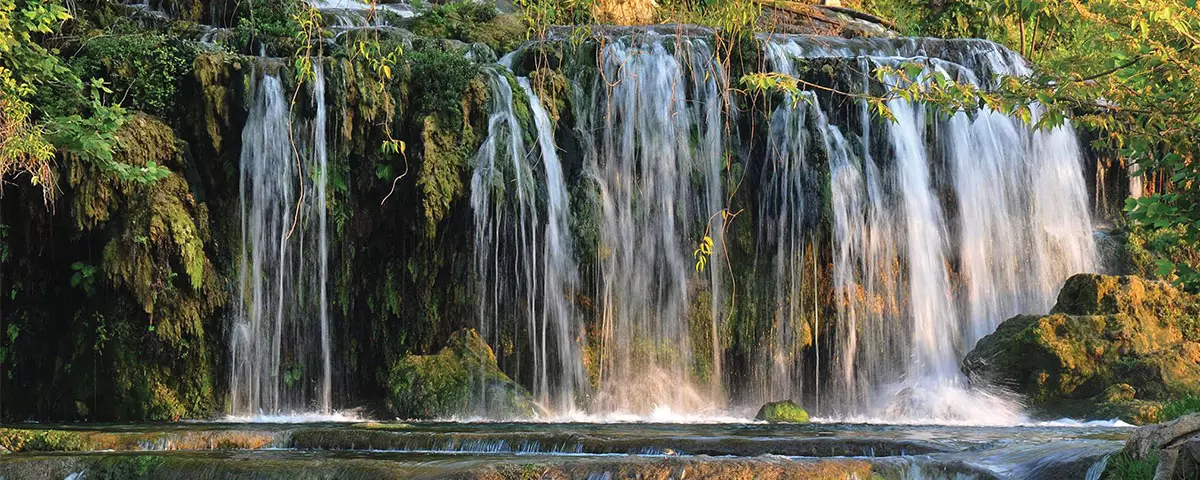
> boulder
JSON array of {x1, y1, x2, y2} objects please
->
[
  {"x1": 1126, "y1": 414, "x2": 1200, "y2": 459},
  {"x1": 755, "y1": 400, "x2": 810, "y2": 423},
  {"x1": 386, "y1": 329, "x2": 537, "y2": 420},
  {"x1": 1123, "y1": 414, "x2": 1200, "y2": 479},
  {"x1": 962, "y1": 274, "x2": 1200, "y2": 423}
]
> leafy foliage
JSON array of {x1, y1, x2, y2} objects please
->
[
  {"x1": 0, "y1": 0, "x2": 73, "y2": 203},
  {"x1": 408, "y1": 49, "x2": 481, "y2": 117},
  {"x1": 1158, "y1": 394, "x2": 1200, "y2": 423},
  {"x1": 70, "y1": 34, "x2": 198, "y2": 118},
  {"x1": 1103, "y1": 450, "x2": 1158, "y2": 480}
]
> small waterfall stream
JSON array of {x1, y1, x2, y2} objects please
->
[{"x1": 230, "y1": 65, "x2": 333, "y2": 416}]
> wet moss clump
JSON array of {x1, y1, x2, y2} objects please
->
[
  {"x1": 0, "y1": 429, "x2": 85, "y2": 453},
  {"x1": 755, "y1": 400, "x2": 811, "y2": 423},
  {"x1": 386, "y1": 329, "x2": 537, "y2": 419}
]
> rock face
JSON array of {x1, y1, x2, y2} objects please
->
[
  {"x1": 962, "y1": 274, "x2": 1200, "y2": 423},
  {"x1": 386, "y1": 329, "x2": 537, "y2": 419},
  {"x1": 1124, "y1": 413, "x2": 1200, "y2": 479},
  {"x1": 755, "y1": 400, "x2": 811, "y2": 423}
]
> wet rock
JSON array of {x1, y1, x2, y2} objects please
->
[
  {"x1": 755, "y1": 400, "x2": 810, "y2": 423},
  {"x1": 386, "y1": 329, "x2": 537, "y2": 419},
  {"x1": 962, "y1": 274, "x2": 1200, "y2": 423}
]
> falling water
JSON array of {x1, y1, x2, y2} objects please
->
[
  {"x1": 230, "y1": 65, "x2": 333, "y2": 415},
  {"x1": 762, "y1": 37, "x2": 1096, "y2": 421},
  {"x1": 471, "y1": 67, "x2": 586, "y2": 414},
  {"x1": 469, "y1": 33, "x2": 1095, "y2": 422},
  {"x1": 583, "y1": 35, "x2": 728, "y2": 414}
]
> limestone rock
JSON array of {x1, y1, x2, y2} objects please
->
[
  {"x1": 593, "y1": 0, "x2": 658, "y2": 25},
  {"x1": 962, "y1": 274, "x2": 1200, "y2": 423},
  {"x1": 1126, "y1": 414, "x2": 1200, "y2": 459},
  {"x1": 386, "y1": 329, "x2": 537, "y2": 419},
  {"x1": 755, "y1": 400, "x2": 810, "y2": 423}
]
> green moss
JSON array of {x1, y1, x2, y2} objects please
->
[
  {"x1": 0, "y1": 429, "x2": 85, "y2": 453},
  {"x1": 755, "y1": 400, "x2": 810, "y2": 423},
  {"x1": 410, "y1": 2, "x2": 526, "y2": 54},
  {"x1": 386, "y1": 329, "x2": 536, "y2": 419},
  {"x1": 147, "y1": 381, "x2": 187, "y2": 422},
  {"x1": 528, "y1": 68, "x2": 572, "y2": 125},
  {"x1": 193, "y1": 53, "x2": 237, "y2": 153},
  {"x1": 964, "y1": 274, "x2": 1200, "y2": 423},
  {"x1": 408, "y1": 48, "x2": 480, "y2": 119},
  {"x1": 51, "y1": 112, "x2": 223, "y2": 421}
]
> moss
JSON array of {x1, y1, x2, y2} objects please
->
[
  {"x1": 964, "y1": 274, "x2": 1200, "y2": 423},
  {"x1": 193, "y1": 53, "x2": 237, "y2": 153},
  {"x1": 51, "y1": 112, "x2": 224, "y2": 421},
  {"x1": 386, "y1": 329, "x2": 536, "y2": 419},
  {"x1": 408, "y1": 48, "x2": 480, "y2": 119},
  {"x1": 0, "y1": 429, "x2": 85, "y2": 453},
  {"x1": 528, "y1": 68, "x2": 572, "y2": 126},
  {"x1": 410, "y1": 2, "x2": 526, "y2": 54},
  {"x1": 147, "y1": 381, "x2": 186, "y2": 422},
  {"x1": 755, "y1": 400, "x2": 810, "y2": 423},
  {"x1": 418, "y1": 115, "x2": 469, "y2": 239}
]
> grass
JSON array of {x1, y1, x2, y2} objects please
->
[
  {"x1": 1103, "y1": 451, "x2": 1158, "y2": 480},
  {"x1": 1158, "y1": 394, "x2": 1200, "y2": 422}
]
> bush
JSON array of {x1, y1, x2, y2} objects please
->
[
  {"x1": 70, "y1": 34, "x2": 197, "y2": 119},
  {"x1": 411, "y1": 1, "x2": 525, "y2": 53},
  {"x1": 229, "y1": 0, "x2": 307, "y2": 56},
  {"x1": 1158, "y1": 395, "x2": 1200, "y2": 423},
  {"x1": 407, "y1": 49, "x2": 480, "y2": 117}
]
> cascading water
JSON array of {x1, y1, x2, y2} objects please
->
[
  {"x1": 471, "y1": 66, "x2": 586, "y2": 415},
  {"x1": 230, "y1": 65, "x2": 333, "y2": 416},
  {"x1": 470, "y1": 33, "x2": 1095, "y2": 422},
  {"x1": 761, "y1": 37, "x2": 1096, "y2": 421},
  {"x1": 585, "y1": 35, "x2": 729, "y2": 414}
]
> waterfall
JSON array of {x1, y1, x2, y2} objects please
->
[
  {"x1": 230, "y1": 65, "x2": 333, "y2": 416},
  {"x1": 469, "y1": 33, "x2": 1095, "y2": 421},
  {"x1": 471, "y1": 67, "x2": 586, "y2": 415},
  {"x1": 761, "y1": 37, "x2": 1096, "y2": 420},
  {"x1": 584, "y1": 35, "x2": 728, "y2": 414}
]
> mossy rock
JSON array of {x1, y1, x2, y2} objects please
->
[
  {"x1": 386, "y1": 329, "x2": 536, "y2": 419},
  {"x1": 755, "y1": 400, "x2": 810, "y2": 423},
  {"x1": 0, "y1": 429, "x2": 85, "y2": 453},
  {"x1": 962, "y1": 274, "x2": 1200, "y2": 424}
]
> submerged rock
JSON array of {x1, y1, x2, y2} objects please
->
[
  {"x1": 755, "y1": 400, "x2": 811, "y2": 423},
  {"x1": 386, "y1": 329, "x2": 536, "y2": 419},
  {"x1": 962, "y1": 274, "x2": 1200, "y2": 423}
]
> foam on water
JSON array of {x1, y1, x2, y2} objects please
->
[{"x1": 220, "y1": 411, "x2": 365, "y2": 423}]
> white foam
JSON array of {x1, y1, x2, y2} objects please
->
[{"x1": 220, "y1": 411, "x2": 365, "y2": 423}]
